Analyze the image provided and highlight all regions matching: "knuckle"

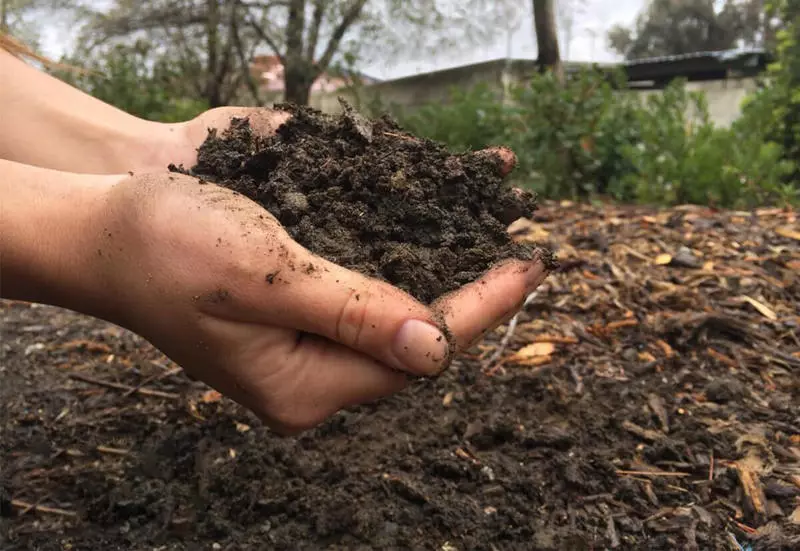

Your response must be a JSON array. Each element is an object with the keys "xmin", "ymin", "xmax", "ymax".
[{"xmin": 334, "ymin": 286, "xmax": 372, "ymax": 348}]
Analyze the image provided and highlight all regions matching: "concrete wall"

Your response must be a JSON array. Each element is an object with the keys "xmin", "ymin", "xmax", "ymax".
[
  {"xmin": 290, "ymin": 59, "xmax": 758, "ymax": 128},
  {"xmin": 626, "ymin": 78, "xmax": 759, "ymax": 127}
]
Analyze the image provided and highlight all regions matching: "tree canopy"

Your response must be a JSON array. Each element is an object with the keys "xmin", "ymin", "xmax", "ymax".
[{"xmin": 608, "ymin": 0, "xmax": 779, "ymax": 60}]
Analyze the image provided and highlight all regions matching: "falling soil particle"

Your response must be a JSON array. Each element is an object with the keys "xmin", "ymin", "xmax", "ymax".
[{"xmin": 172, "ymin": 101, "xmax": 555, "ymax": 304}]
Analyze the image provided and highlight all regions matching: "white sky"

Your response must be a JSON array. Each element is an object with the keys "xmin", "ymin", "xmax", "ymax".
[
  {"xmin": 38, "ymin": 0, "xmax": 646, "ymax": 82},
  {"xmin": 361, "ymin": 0, "xmax": 645, "ymax": 79}
]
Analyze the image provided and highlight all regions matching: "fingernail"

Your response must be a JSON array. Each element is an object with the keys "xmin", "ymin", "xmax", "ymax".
[{"xmin": 393, "ymin": 319, "xmax": 450, "ymax": 376}]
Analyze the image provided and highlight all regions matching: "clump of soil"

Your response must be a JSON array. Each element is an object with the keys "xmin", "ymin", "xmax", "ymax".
[{"xmin": 173, "ymin": 101, "xmax": 555, "ymax": 304}]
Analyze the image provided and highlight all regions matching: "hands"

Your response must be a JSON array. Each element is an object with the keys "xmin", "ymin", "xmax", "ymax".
[
  {"xmin": 89, "ymin": 171, "xmax": 547, "ymax": 434},
  {"xmin": 0, "ymin": 67, "xmax": 550, "ymax": 434}
]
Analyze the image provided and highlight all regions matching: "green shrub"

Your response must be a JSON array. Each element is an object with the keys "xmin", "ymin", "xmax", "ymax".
[
  {"xmin": 391, "ymin": 82, "xmax": 507, "ymax": 152},
  {"xmin": 53, "ymin": 40, "xmax": 208, "ymax": 123},
  {"xmin": 383, "ymin": 68, "xmax": 797, "ymax": 208}
]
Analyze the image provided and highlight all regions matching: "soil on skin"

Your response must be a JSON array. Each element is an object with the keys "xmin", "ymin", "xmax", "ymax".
[
  {"xmin": 171, "ymin": 102, "xmax": 554, "ymax": 304},
  {"xmin": 3, "ymin": 202, "xmax": 798, "ymax": 551}
]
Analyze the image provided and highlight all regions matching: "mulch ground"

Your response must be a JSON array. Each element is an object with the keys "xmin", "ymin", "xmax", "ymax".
[{"xmin": 2, "ymin": 201, "xmax": 799, "ymax": 551}]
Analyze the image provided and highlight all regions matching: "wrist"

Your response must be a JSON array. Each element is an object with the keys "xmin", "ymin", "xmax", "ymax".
[{"xmin": 0, "ymin": 160, "xmax": 124, "ymax": 322}]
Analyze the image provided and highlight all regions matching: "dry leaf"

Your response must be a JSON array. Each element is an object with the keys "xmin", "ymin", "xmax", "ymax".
[
  {"xmin": 201, "ymin": 389, "xmax": 223, "ymax": 403},
  {"xmin": 507, "ymin": 218, "xmax": 550, "ymax": 243},
  {"xmin": 511, "ymin": 342, "xmax": 555, "ymax": 360},
  {"xmin": 654, "ymin": 254, "xmax": 672, "ymax": 265},
  {"xmin": 235, "ymin": 422, "xmax": 251, "ymax": 433},
  {"xmin": 442, "ymin": 392, "xmax": 453, "ymax": 407},
  {"xmin": 512, "ymin": 356, "xmax": 553, "ymax": 367},
  {"xmin": 789, "ymin": 506, "xmax": 800, "ymax": 525},
  {"xmin": 741, "ymin": 295, "xmax": 777, "ymax": 321},
  {"xmin": 638, "ymin": 351, "xmax": 657, "ymax": 362},
  {"xmin": 702, "ymin": 261, "xmax": 714, "ymax": 271},
  {"xmin": 656, "ymin": 340, "xmax": 675, "ymax": 358},
  {"xmin": 775, "ymin": 225, "xmax": 800, "ymax": 241},
  {"xmin": 187, "ymin": 401, "xmax": 205, "ymax": 421}
]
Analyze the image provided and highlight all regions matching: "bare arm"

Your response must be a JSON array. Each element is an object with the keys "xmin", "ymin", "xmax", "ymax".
[
  {"xmin": 0, "ymin": 50, "xmax": 186, "ymax": 174},
  {"xmin": 0, "ymin": 159, "xmax": 121, "ymax": 318}
]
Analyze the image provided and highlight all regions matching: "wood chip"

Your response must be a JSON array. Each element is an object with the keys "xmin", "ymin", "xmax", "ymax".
[
  {"xmin": 510, "ymin": 342, "xmax": 555, "ymax": 360},
  {"xmin": 621, "ymin": 420, "xmax": 666, "ymax": 442},
  {"xmin": 775, "ymin": 225, "xmax": 800, "ymax": 241},
  {"xmin": 735, "ymin": 456, "xmax": 767, "ymax": 520},
  {"xmin": 740, "ymin": 295, "xmax": 777, "ymax": 320},
  {"xmin": 655, "ymin": 253, "xmax": 672, "ymax": 265}
]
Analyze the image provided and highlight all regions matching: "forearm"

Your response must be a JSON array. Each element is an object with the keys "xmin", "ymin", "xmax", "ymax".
[
  {"xmin": 0, "ymin": 159, "xmax": 122, "ymax": 320},
  {"xmin": 0, "ymin": 50, "xmax": 186, "ymax": 174}
]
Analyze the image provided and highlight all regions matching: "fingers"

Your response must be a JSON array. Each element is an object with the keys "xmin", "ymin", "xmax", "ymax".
[
  {"xmin": 238, "ymin": 244, "xmax": 452, "ymax": 378},
  {"xmin": 193, "ymin": 318, "xmax": 408, "ymax": 436},
  {"xmin": 432, "ymin": 257, "xmax": 549, "ymax": 350},
  {"xmin": 261, "ymin": 334, "xmax": 409, "ymax": 435},
  {"xmin": 478, "ymin": 146, "xmax": 517, "ymax": 176},
  {"xmin": 198, "ymin": 106, "xmax": 291, "ymax": 136}
]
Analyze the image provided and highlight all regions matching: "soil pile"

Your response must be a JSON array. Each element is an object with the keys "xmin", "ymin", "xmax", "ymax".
[{"xmin": 173, "ymin": 102, "xmax": 553, "ymax": 303}]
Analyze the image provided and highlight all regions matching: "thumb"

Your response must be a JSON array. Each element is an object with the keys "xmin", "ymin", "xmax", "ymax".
[{"xmin": 239, "ymin": 245, "xmax": 453, "ymax": 377}]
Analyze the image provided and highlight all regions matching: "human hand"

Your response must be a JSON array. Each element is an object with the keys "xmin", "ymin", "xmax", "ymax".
[{"xmin": 86, "ymin": 168, "xmax": 548, "ymax": 435}]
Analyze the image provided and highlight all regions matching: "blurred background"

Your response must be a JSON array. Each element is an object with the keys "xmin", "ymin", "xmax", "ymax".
[{"xmin": 3, "ymin": 0, "xmax": 798, "ymax": 208}]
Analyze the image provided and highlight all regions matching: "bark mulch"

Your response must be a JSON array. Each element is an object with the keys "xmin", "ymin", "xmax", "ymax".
[{"xmin": 1, "ymin": 201, "xmax": 798, "ymax": 550}]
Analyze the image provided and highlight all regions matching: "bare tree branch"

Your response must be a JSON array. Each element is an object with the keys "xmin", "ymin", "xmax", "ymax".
[
  {"xmin": 246, "ymin": 11, "xmax": 285, "ymax": 62},
  {"xmin": 306, "ymin": 0, "xmax": 326, "ymax": 60},
  {"xmin": 317, "ymin": 0, "xmax": 367, "ymax": 72}
]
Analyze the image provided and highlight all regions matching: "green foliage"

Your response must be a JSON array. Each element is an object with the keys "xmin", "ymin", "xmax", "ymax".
[
  {"xmin": 614, "ymin": 84, "xmax": 796, "ymax": 207},
  {"xmin": 731, "ymin": 0, "xmax": 800, "ymax": 185},
  {"xmin": 390, "ymin": 68, "xmax": 797, "ymax": 208},
  {"xmin": 391, "ymin": 83, "xmax": 507, "ymax": 152},
  {"xmin": 53, "ymin": 40, "xmax": 207, "ymax": 123}
]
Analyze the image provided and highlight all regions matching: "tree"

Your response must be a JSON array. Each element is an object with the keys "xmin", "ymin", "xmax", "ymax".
[
  {"xmin": 80, "ymin": 0, "xmax": 518, "ymax": 107},
  {"xmin": 608, "ymin": 0, "xmax": 780, "ymax": 60},
  {"xmin": 533, "ymin": 0, "xmax": 562, "ymax": 81},
  {"xmin": 556, "ymin": 0, "xmax": 586, "ymax": 59},
  {"xmin": 55, "ymin": 39, "xmax": 208, "ymax": 122}
]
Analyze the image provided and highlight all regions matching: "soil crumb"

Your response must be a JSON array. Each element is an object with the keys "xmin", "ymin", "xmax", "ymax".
[{"xmin": 173, "ymin": 101, "xmax": 555, "ymax": 303}]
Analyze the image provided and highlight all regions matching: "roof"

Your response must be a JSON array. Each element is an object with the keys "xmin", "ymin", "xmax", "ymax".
[
  {"xmin": 622, "ymin": 48, "xmax": 772, "ymax": 84},
  {"xmin": 623, "ymin": 48, "xmax": 770, "ymax": 66}
]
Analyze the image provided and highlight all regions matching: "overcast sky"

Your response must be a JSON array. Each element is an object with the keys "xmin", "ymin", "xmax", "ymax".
[
  {"xmin": 361, "ymin": 0, "xmax": 646, "ymax": 79},
  {"xmin": 39, "ymin": 0, "xmax": 646, "ymax": 81}
]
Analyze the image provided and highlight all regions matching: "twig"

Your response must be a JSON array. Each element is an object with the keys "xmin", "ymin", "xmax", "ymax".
[
  {"xmin": 616, "ymin": 470, "xmax": 689, "ymax": 478},
  {"xmin": 709, "ymin": 450, "xmax": 714, "ymax": 481},
  {"xmin": 383, "ymin": 131, "xmax": 419, "ymax": 142},
  {"xmin": 69, "ymin": 373, "xmax": 179, "ymax": 400},
  {"xmin": 96, "ymin": 445, "xmax": 131, "ymax": 456},
  {"xmin": 621, "ymin": 420, "xmax": 666, "ymax": 442},
  {"xmin": 730, "ymin": 518, "xmax": 757, "ymax": 534},
  {"xmin": 727, "ymin": 532, "xmax": 745, "ymax": 551},
  {"xmin": 482, "ymin": 291, "xmax": 538, "ymax": 371},
  {"xmin": 568, "ymin": 364, "xmax": 584, "ymax": 394},
  {"xmin": 11, "ymin": 499, "xmax": 78, "ymax": 518},
  {"xmin": 121, "ymin": 366, "xmax": 183, "ymax": 397}
]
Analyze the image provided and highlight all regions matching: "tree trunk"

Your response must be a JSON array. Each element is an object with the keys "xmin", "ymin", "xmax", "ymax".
[
  {"xmin": 206, "ymin": 0, "xmax": 222, "ymax": 106},
  {"xmin": 283, "ymin": 64, "xmax": 316, "ymax": 105},
  {"xmin": 533, "ymin": 0, "xmax": 563, "ymax": 82}
]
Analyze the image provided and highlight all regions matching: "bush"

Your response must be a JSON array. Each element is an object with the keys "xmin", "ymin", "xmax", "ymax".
[
  {"xmin": 385, "ymin": 68, "xmax": 798, "ymax": 208},
  {"xmin": 53, "ymin": 40, "xmax": 208, "ymax": 123},
  {"xmin": 612, "ymin": 83, "xmax": 796, "ymax": 207},
  {"xmin": 391, "ymin": 83, "xmax": 507, "ymax": 152}
]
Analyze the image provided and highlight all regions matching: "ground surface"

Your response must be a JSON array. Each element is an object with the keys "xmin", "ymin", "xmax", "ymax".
[{"xmin": 2, "ymin": 201, "xmax": 799, "ymax": 551}]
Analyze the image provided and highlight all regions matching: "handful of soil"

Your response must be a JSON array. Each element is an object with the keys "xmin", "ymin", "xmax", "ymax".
[{"xmin": 174, "ymin": 101, "xmax": 554, "ymax": 304}]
